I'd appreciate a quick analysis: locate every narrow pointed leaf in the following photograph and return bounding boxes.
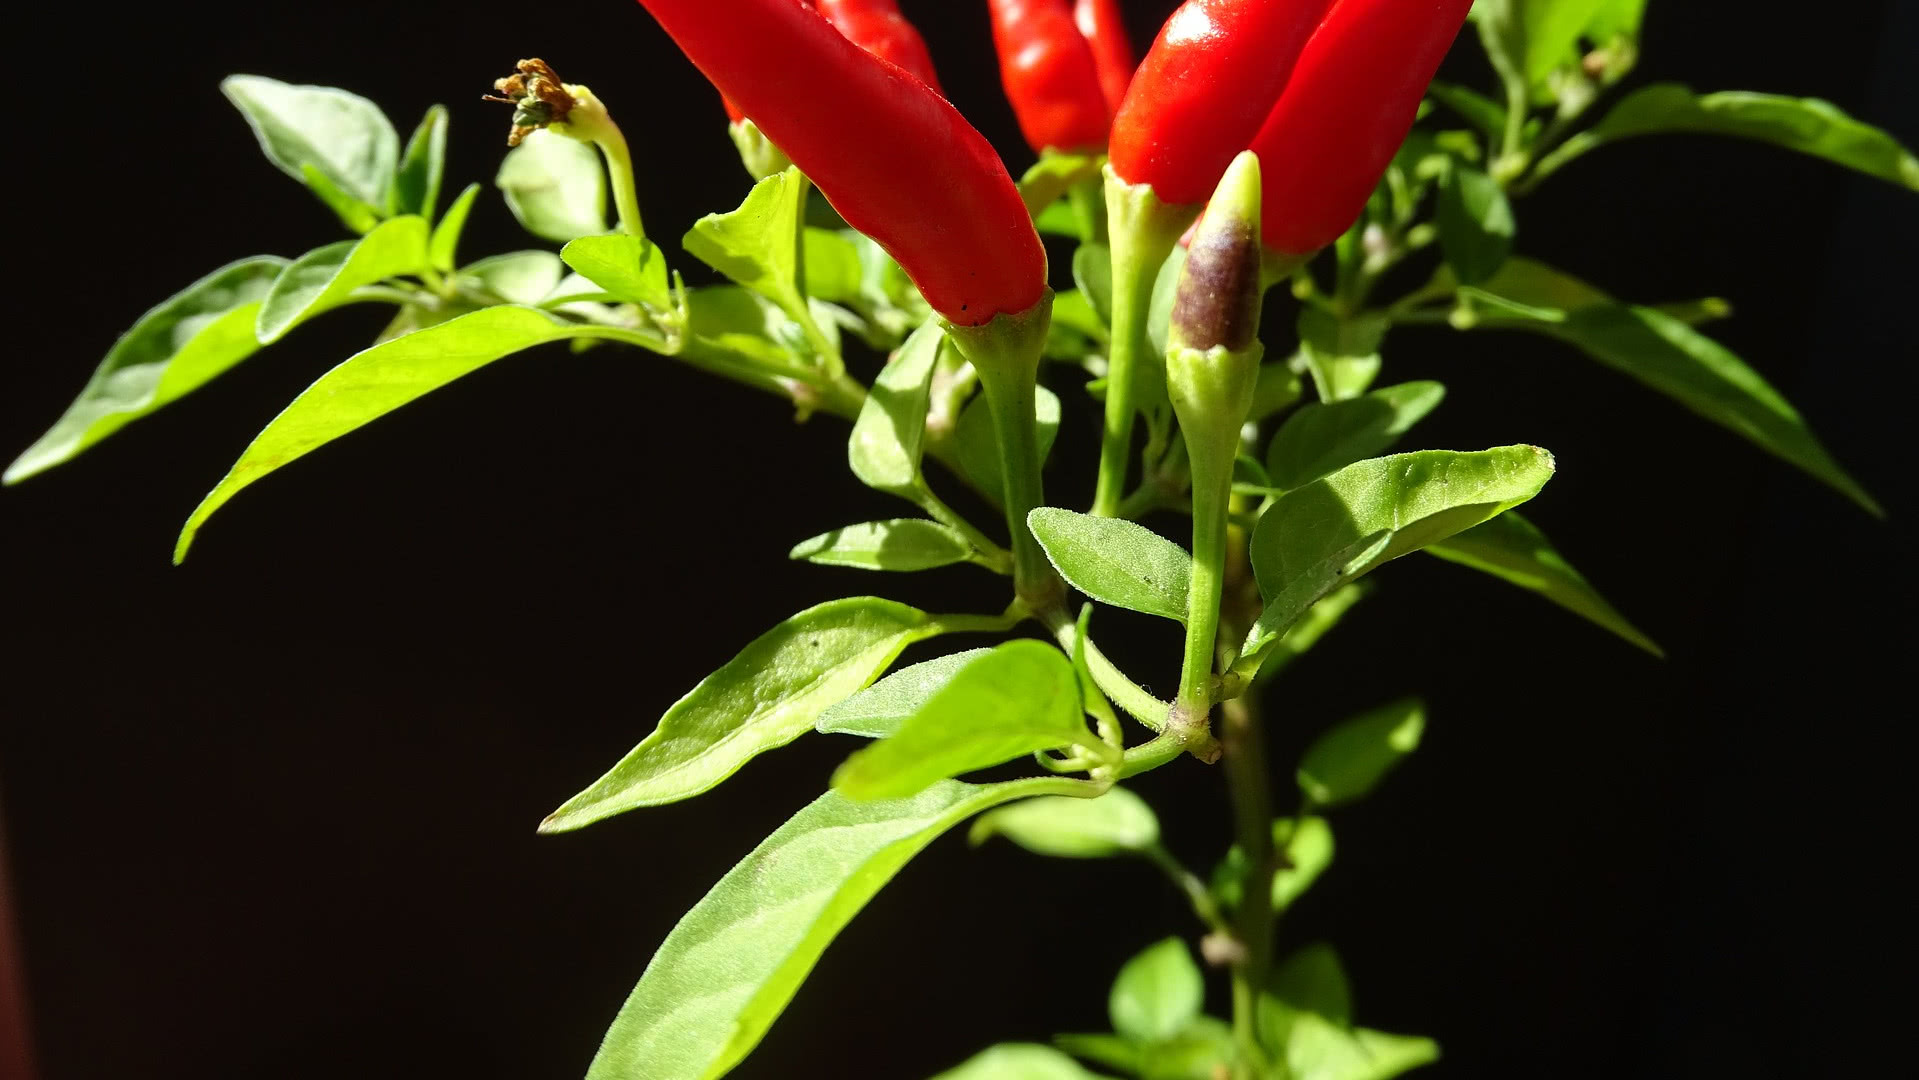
[392,104,448,219]
[1265,382,1447,490]
[789,519,974,572]
[1297,698,1425,808]
[586,777,1088,1080]
[957,386,1063,507]
[848,321,944,494]
[7,258,286,484]
[1427,511,1661,655]
[1109,938,1203,1042]
[174,306,600,561]
[429,183,481,273]
[969,786,1159,859]
[933,1043,1116,1080]
[832,641,1088,801]
[545,598,939,830]
[496,129,606,243]
[221,75,399,207]
[561,233,674,309]
[1028,508,1192,623]
[255,215,430,343]
[817,649,992,739]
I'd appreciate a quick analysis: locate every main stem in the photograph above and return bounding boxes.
[1177,469,1229,711]
[1224,691,1276,1077]
[979,371,1060,609]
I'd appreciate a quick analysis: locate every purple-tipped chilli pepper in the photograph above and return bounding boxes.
[638,0,1045,326]
[1109,0,1339,205]
[1251,0,1474,255]
[819,0,945,94]
[987,0,1112,155]
[1074,0,1135,115]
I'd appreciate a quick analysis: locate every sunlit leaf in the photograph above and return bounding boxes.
[969,785,1159,859]
[1427,510,1660,655]
[1029,508,1192,623]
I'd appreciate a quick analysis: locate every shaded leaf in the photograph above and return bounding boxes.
[969,785,1159,858]
[1110,938,1204,1042]
[1074,242,1115,325]
[1437,162,1515,286]
[1258,1001,1439,1080]
[429,182,481,273]
[1029,507,1191,623]
[496,129,606,243]
[393,104,448,220]
[301,164,380,233]
[849,321,944,495]
[255,215,430,343]
[1427,510,1660,655]
[1297,698,1425,808]
[1265,382,1447,490]
[1270,943,1352,1026]
[221,75,399,208]
[803,227,864,304]
[957,386,1063,508]
[817,650,992,739]
[789,519,975,572]
[1297,308,1386,402]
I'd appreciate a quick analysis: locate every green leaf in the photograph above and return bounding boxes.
[586,777,1087,1080]
[1297,698,1425,808]
[1437,162,1515,286]
[832,641,1089,801]
[1258,1002,1439,1080]
[393,104,448,220]
[560,233,674,310]
[458,250,564,306]
[300,164,380,234]
[1520,0,1606,87]
[1426,511,1660,655]
[957,385,1063,508]
[1425,81,1508,146]
[789,519,975,572]
[1018,153,1102,219]
[1055,1023,1236,1080]
[1265,382,1447,490]
[1586,0,1647,41]
[934,1044,1115,1080]
[173,306,607,561]
[1028,508,1192,624]
[1271,816,1335,911]
[1297,308,1386,402]
[544,598,939,830]
[496,129,607,243]
[1244,446,1555,655]
[817,649,992,739]
[1533,84,1919,191]
[802,227,864,304]
[848,321,945,495]
[1074,242,1115,325]
[429,182,481,273]
[1270,943,1352,1027]
[682,286,797,369]
[1147,246,1187,359]
[6,258,288,485]
[221,75,399,208]
[969,785,1159,858]
[255,215,430,344]
[684,167,813,324]
[1109,938,1204,1043]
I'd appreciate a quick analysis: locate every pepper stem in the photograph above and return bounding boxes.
[557,85,646,240]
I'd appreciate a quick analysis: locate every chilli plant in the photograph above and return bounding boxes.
[8,1,1910,1078]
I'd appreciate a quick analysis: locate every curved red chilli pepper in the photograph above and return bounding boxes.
[639,0,1045,325]
[987,0,1112,155]
[1074,0,1135,115]
[1108,0,1339,204]
[819,0,945,94]
[1252,0,1473,254]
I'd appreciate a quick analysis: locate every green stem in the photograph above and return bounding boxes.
[1222,693,1276,1077]
[564,89,645,239]
[1143,843,1229,934]
[1177,469,1230,713]
[914,483,1013,573]
[1045,611,1166,731]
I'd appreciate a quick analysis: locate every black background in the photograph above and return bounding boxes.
[3,2,1913,1078]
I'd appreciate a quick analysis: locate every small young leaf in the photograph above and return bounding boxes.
[545,598,940,830]
[1017,153,1102,220]
[832,641,1088,801]
[1265,382,1447,490]
[429,182,481,273]
[1297,308,1386,402]
[1270,943,1352,1027]
[969,786,1159,859]
[174,306,607,561]
[6,257,287,484]
[817,649,992,739]
[496,129,606,243]
[255,215,431,343]
[932,1043,1114,1080]
[683,168,814,327]
[956,386,1063,508]
[1426,511,1661,656]
[221,75,400,208]
[848,321,945,495]
[1297,698,1426,808]
[1519,0,1606,88]
[562,233,674,309]
[1272,816,1335,911]
[1258,1001,1440,1080]
[458,251,564,306]
[1437,162,1516,286]
[1109,938,1204,1043]
[1028,508,1192,624]
[585,777,1088,1080]
[789,519,974,572]
[392,105,448,220]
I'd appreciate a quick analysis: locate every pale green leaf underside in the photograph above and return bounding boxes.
[1266,381,1447,491]
[459,250,564,307]
[586,777,1091,1080]
[1109,937,1204,1042]
[256,215,430,343]
[7,257,286,485]
[1029,507,1193,624]
[934,1043,1116,1080]
[817,649,992,739]
[221,75,399,208]
[1297,697,1426,808]
[546,598,938,831]
[789,518,974,572]
[849,321,944,494]
[497,129,607,243]
[968,785,1160,859]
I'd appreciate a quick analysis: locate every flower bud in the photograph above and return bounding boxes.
[1166,153,1264,464]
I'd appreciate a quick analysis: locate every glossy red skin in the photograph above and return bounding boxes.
[641,0,1044,325]
[818,0,945,94]
[1252,0,1473,254]
[1108,0,1339,204]
[1074,0,1135,114]
[988,0,1112,155]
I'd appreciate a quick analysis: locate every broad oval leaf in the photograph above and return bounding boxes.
[1426,510,1661,656]
[1258,1001,1440,1080]
[1271,942,1352,1027]
[832,640,1089,801]
[1437,162,1515,286]
[496,129,606,243]
[1297,307,1386,402]
[545,598,939,831]
[1028,507,1192,624]
[393,104,448,220]
[459,250,564,306]
[221,75,399,208]
[255,215,431,343]
[586,777,1091,1080]
[817,649,992,739]
[933,1043,1115,1080]
[1272,815,1335,911]
[968,785,1160,859]
[789,519,974,572]
[683,167,810,319]
[429,182,481,273]
[957,385,1063,508]
[1265,382,1447,491]
[1109,938,1204,1043]
[174,306,598,561]
[1297,697,1425,808]
[6,257,286,484]
[561,233,674,309]
[849,321,945,494]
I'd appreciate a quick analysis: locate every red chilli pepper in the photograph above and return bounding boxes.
[1074,0,1135,115]
[987,0,1112,156]
[819,0,945,94]
[1108,0,1339,205]
[1251,0,1473,255]
[639,0,1045,326]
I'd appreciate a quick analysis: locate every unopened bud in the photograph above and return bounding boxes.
[1168,151,1264,355]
